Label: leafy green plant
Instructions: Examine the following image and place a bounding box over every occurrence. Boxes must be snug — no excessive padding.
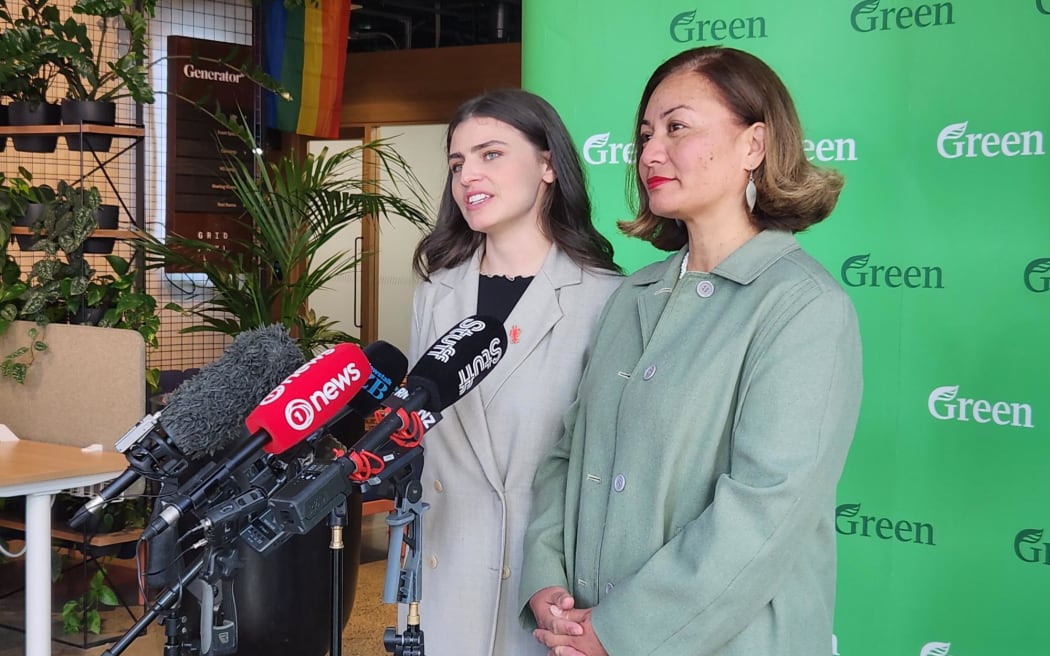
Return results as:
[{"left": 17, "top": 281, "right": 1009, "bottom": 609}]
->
[
  {"left": 137, "top": 130, "right": 431, "bottom": 357},
  {"left": 0, "top": 0, "right": 77, "bottom": 105},
  {"left": 61, "top": 565, "right": 118, "bottom": 635},
  {"left": 51, "top": 0, "right": 157, "bottom": 103}
]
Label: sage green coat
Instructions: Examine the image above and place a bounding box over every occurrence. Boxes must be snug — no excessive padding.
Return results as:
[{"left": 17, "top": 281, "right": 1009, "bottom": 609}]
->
[{"left": 520, "top": 230, "right": 863, "bottom": 655}]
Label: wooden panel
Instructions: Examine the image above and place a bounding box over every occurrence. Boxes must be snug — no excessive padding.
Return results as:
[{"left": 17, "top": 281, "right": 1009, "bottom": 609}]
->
[{"left": 341, "top": 43, "right": 521, "bottom": 126}]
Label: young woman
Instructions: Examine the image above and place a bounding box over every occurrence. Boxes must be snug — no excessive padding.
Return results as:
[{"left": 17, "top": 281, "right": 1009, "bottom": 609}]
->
[
  {"left": 408, "top": 88, "right": 622, "bottom": 656},
  {"left": 521, "top": 46, "right": 864, "bottom": 656}
]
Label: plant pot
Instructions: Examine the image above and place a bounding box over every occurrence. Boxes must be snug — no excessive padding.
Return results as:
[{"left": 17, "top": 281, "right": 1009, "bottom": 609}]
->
[
  {"left": 231, "top": 493, "right": 363, "bottom": 656},
  {"left": 8, "top": 101, "right": 61, "bottom": 153},
  {"left": 84, "top": 204, "right": 119, "bottom": 254},
  {"left": 70, "top": 304, "right": 108, "bottom": 326},
  {"left": 0, "top": 103, "right": 7, "bottom": 153},
  {"left": 61, "top": 100, "right": 117, "bottom": 152},
  {"left": 14, "top": 204, "right": 45, "bottom": 251}
]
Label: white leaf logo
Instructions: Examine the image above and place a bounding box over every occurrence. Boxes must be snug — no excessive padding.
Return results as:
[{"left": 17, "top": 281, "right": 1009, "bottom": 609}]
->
[
  {"left": 920, "top": 642, "right": 951, "bottom": 656},
  {"left": 939, "top": 122, "right": 969, "bottom": 141},
  {"left": 931, "top": 386, "right": 959, "bottom": 403},
  {"left": 584, "top": 133, "right": 610, "bottom": 149}
]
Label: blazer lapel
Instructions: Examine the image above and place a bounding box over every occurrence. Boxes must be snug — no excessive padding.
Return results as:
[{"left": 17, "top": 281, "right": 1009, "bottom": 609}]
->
[{"left": 635, "top": 249, "right": 683, "bottom": 347}]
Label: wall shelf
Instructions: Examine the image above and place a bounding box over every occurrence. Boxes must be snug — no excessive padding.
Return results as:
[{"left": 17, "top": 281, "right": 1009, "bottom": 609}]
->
[
  {"left": 9, "top": 227, "right": 138, "bottom": 240},
  {"left": 0, "top": 125, "right": 145, "bottom": 138}
]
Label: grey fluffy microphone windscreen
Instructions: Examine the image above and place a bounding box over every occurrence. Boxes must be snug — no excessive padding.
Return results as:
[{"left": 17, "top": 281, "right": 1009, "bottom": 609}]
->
[{"left": 159, "top": 324, "right": 306, "bottom": 460}]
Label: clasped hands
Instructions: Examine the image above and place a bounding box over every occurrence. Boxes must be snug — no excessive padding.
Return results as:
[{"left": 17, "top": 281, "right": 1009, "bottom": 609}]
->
[{"left": 528, "top": 586, "right": 609, "bottom": 656}]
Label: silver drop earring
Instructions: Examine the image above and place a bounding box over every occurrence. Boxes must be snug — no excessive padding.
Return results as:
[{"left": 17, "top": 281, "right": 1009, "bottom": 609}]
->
[{"left": 745, "top": 170, "right": 757, "bottom": 212}]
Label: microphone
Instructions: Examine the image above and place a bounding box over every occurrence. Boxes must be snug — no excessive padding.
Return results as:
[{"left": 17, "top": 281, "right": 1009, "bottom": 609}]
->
[
  {"left": 251, "top": 317, "right": 507, "bottom": 545},
  {"left": 346, "top": 340, "right": 409, "bottom": 417},
  {"left": 352, "top": 315, "right": 507, "bottom": 458},
  {"left": 70, "top": 325, "right": 306, "bottom": 530},
  {"left": 141, "top": 342, "right": 372, "bottom": 541}
]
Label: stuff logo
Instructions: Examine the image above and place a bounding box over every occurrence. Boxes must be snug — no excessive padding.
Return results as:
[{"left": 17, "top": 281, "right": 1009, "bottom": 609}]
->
[
  {"left": 1014, "top": 528, "right": 1050, "bottom": 564},
  {"left": 850, "top": 0, "right": 956, "bottom": 32},
  {"left": 937, "top": 121, "right": 1045, "bottom": 159},
  {"left": 1024, "top": 258, "right": 1050, "bottom": 292},
  {"left": 920, "top": 643, "right": 952, "bottom": 656},
  {"left": 669, "top": 9, "right": 767, "bottom": 42},
  {"left": 928, "top": 385, "right": 1034, "bottom": 429}
]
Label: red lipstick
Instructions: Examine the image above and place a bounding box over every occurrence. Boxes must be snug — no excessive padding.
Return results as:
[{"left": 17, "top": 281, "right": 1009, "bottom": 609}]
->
[{"left": 646, "top": 176, "right": 672, "bottom": 190}]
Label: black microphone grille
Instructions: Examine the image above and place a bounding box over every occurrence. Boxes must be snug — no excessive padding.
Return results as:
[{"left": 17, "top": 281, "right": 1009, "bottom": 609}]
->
[
  {"left": 407, "top": 315, "right": 508, "bottom": 411},
  {"left": 160, "top": 325, "right": 307, "bottom": 460}
]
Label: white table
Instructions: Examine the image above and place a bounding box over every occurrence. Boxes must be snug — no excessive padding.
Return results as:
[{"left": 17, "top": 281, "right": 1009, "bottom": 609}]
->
[{"left": 0, "top": 440, "right": 126, "bottom": 656}]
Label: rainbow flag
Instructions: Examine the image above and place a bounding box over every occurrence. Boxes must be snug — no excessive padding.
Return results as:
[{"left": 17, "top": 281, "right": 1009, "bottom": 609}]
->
[{"left": 263, "top": 0, "right": 351, "bottom": 138}]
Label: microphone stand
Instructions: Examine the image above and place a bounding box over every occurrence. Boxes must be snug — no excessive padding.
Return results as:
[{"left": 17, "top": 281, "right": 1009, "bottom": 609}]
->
[
  {"left": 381, "top": 476, "right": 429, "bottom": 656},
  {"left": 102, "top": 555, "right": 206, "bottom": 656},
  {"left": 328, "top": 498, "right": 348, "bottom": 656}
]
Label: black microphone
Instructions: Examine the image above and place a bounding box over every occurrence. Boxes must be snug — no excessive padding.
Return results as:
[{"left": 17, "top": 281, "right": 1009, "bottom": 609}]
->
[
  {"left": 70, "top": 325, "right": 306, "bottom": 530},
  {"left": 352, "top": 315, "right": 507, "bottom": 456},
  {"left": 141, "top": 343, "right": 374, "bottom": 541},
  {"left": 240, "top": 319, "right": 505, "bottom": 551},
  {"left": 346, "top": 340, "right": 409, "bottom": 417}
]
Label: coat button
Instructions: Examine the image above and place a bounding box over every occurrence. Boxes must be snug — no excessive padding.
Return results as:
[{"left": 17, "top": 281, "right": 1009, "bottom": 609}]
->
[
  {"left": 428, "top": 555, "right": 438, "bottom": 569},
  {"left": 604, "top": 581, "right": 615, "bottom": 594},
  {"left": 696, "top": 280, "right": 715, "bottom": 298},
  {"left": 613, "top": 474, "right": 626, "bottom": 492},
  {"left": 434, "top": 479, "right": 444, "bottom": 492},
  {"left": 642, "top": 365, "right": 657, "bottom": 380},
  {"left": 501, "top": 566, "right": 511, "bottom": 580}
]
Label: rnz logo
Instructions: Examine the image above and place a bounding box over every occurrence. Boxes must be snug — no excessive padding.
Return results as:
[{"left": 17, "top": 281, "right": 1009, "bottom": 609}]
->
[
  {"left": 928, "top": 386, "right": 1034, "bottom": 428},
  {"left": 1024, "top": 258, "right": 1050, "bottom": 292},
  {"left": 937, "top": 121, "right": 1045, "bottom": 159},
  {"left": 582, "top": 133, "right": 635, "bottom": 166},
  {"left": 921, "top": 643, "right": 952, "bottom": 656},
  {"left": 1015, "top": 528, "right": 1050, "bottom": 565}
]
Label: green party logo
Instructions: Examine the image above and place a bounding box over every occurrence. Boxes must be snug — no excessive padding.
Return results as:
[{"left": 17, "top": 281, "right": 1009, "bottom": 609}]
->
[
  {"left": 1014, "top": 528, "right": 1050, "bottom": 564},
  {"left": 1038, "top": 0, "right": 1050, "bottom": 15},
  {"left": 928, "top": 386, "right": 1034, "bottom": 428},
  {"left": 920, "top": 643, "right": 953, "bottom": 656},
  {"left": 937, "top": 121, "right": 1046, "bottom": 159},
  {"left": 669, "top": 10, "right": 768, "bottom": 43},
  {"left": 840, "top": 254, "right": 944, "bottom": 288},
  {"left": 850, "top": 0, "right": 956, "bottom": 32},
  {"left": 582, "top": 133, "right": 635, "bottom": 166},
  {"left": 835, "top": 503, "right": 936, "bottom": 545},
  {"left": 803, "top": 137, "right": 858, "bottom": 162},
  {"left": 1024, "top": 258, "right": 1050, "bottom": 292}
]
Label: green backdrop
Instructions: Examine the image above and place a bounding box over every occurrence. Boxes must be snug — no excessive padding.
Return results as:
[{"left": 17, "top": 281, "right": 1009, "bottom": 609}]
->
[{"left": 523, "top": 2, "right": 1050, "bottom": 654}]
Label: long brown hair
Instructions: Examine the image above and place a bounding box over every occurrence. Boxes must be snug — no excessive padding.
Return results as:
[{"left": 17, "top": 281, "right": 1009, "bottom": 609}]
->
[
  {"left": 619, "top": 46, "right": 845, "bottom": 251},
  {"left": 412, "top": 89, "right": 620, "bottom": 280}
]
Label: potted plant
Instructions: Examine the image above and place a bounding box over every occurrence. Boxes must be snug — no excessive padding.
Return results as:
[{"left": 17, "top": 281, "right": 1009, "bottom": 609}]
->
[
  {"left": 0, "top": 1, "right": 77, "bottom": 152},
  {"left": 137, "top": 132, "right": 431, "bottom": 357},
  {"left": 11, "top": 181, "right": 159, "bottom": 386},
  {"left": 52, "top": 0, "right": 157, "bottom": 151}
]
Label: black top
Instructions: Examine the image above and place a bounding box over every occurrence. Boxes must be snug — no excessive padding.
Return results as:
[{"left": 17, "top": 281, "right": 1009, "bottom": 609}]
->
[{"left": 477, "top": 273, "right": 534, "bottom": 324}]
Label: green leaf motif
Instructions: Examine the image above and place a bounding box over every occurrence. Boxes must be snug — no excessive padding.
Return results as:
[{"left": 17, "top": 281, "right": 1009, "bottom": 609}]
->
[
  {"left": 836, "top": 503, "right": 861, "bottom": 517},
  {"left": 1017, "top": 528, "right": 1044, "bottom": 544}
]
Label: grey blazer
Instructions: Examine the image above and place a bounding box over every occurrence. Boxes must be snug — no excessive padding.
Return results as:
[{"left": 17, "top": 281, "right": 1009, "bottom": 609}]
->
[{"left": 407, "top": 245, "right": 621, "bottom": 656}]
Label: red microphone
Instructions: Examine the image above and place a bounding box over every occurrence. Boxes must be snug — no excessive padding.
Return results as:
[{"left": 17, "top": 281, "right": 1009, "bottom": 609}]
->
[
  {"left": 246, "top": 343, "right": 372, "bottom": 454},
  {"left": 142, "top": 343, "right": 371, "bottom": 541}
]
